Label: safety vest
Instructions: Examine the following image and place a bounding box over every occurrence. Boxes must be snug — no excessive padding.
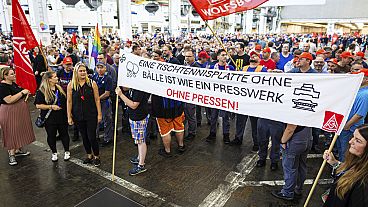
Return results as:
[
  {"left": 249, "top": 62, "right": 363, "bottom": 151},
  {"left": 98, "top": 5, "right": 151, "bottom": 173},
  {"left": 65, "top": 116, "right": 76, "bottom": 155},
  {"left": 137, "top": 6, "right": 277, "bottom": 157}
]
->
[{"left": 242, "top": 65, "right": 264, "bottom": 72}]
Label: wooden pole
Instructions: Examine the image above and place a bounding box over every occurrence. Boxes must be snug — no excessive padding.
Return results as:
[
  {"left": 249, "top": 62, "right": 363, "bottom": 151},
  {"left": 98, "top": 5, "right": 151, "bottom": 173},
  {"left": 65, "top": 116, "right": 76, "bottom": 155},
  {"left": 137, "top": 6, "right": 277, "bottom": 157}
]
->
[
  {"left": 111, "top": 94, "right": 119, "bottom": 181},
  {"left": 38, "top": 46, "right": 51, "bottom": 72},
  {"left": 303, "top": 133, "right": 339, "bottom": 207},
  {"left": 204, "top": 21, "right": 237, "bottom": 68}
]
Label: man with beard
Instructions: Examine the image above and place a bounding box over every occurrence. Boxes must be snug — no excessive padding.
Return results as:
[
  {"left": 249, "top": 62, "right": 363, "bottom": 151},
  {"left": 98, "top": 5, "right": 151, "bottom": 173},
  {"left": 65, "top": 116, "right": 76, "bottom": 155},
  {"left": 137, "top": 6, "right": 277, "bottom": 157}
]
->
[
  {"left": 162, "top": 45, "right": 181, "bottom": 65},
  {"left": 230, "top": 42, "right": 250, "bottom": 71},
  {"left": 336, "top": 51, "right": 354, "bottom": 73},
  {"left": 206, "top": 49, "right": 235, "bottom": 144},
  {"left": 183, "top": 49, "right": 201, "bottom": 140}
]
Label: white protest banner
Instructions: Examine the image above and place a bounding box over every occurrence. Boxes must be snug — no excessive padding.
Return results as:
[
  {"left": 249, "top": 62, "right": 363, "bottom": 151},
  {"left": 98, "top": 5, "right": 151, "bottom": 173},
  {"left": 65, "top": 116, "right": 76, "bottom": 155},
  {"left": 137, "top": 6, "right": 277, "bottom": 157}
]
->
[{"left": 117, "top": 51, "right": 363, "bottom": 134}]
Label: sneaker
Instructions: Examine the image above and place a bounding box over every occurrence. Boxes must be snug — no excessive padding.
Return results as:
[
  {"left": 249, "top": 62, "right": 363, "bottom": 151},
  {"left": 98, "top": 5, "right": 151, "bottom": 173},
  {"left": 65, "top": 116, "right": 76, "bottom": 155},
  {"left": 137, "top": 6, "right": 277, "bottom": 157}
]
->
[
  {"left": 130, "top": 156, "right": 139, "bottom": 165},
  {"left": 94, "top": 158, "right": 101, "bottom": 167},
  {"left": 15, "top": 150, "right": 30, "bottom": 157},
  {"left": 252, "top": 145, "right": 259, "bottom": 152},
  {"left": 270, "top": 163, "right": 278, "bottom": 171},
  {"left": 256, "top": 160, "right": 266, "bottom": 167},
  {"left": 223, "top": 134, "right": 230, "bottom": 144},
  {"left": 185, "top": 133, "right": 196, "bottom": 141},
  {"left": 51, "top": 153, "right": 58, "bottom": 162},
  {"left": 229, "top": 138, "right": 242, "bottom": 146},
  {"left": 177, "top": 145, "right": 186, "bottom": 154},
  {"left": 83, "top": 157, "right": 93, "bottom": 164},
  {"left": 158, "top": 148, "right": 172, "bottom": 158},
  {"left": 205, "top": 133, "right": 216, "bottom": 142},
  {"left": 271, "top": 190, "right": 294, "bottom": 201},
  {"left": 64, "top": 151, "right": 71, "bottom": 161},
  {"left": 129, "top": 165, "right": 147, "bottom": 176},
  {"left": 8, "top": 155, "right": 17, "bottom": 166}
]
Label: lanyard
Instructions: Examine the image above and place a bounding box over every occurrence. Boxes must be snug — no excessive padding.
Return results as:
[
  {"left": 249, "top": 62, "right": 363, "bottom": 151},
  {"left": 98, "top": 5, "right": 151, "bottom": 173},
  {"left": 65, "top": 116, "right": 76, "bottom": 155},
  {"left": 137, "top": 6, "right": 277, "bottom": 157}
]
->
[{"left": 55, "top": 90, "right": 60, "bottom": 106}]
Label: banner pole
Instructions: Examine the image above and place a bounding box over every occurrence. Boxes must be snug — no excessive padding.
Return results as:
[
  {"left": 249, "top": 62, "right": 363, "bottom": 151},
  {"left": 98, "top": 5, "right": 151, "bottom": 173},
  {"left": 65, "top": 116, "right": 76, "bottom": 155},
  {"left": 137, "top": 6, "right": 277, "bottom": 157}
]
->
[
  {"left": 38, "top": 46, "right": 51, "bottom": 72},
  {"left": 204, "top": 21, "right": 237, "bottom": 68},
  {"left": 111, "top": 94, "right": 119, "bottom": 181},
  {"left": 303, "top": 133, "right": 339, "bottom": 207}
]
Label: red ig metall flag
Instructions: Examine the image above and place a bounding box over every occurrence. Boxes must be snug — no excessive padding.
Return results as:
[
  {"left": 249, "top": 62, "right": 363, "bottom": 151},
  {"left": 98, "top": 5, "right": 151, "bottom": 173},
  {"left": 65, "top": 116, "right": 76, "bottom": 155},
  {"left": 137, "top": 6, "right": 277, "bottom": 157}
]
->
[
  {"left": 12, "top": 0, "right": 38, "bottom": 94},
  {"left": 189, "top": 0, "right": 269, "bottom": 21}
]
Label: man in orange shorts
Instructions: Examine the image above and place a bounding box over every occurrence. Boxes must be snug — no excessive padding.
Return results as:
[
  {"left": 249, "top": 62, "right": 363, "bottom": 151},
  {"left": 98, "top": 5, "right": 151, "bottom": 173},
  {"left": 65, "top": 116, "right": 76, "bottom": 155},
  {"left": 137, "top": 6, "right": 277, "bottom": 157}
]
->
[{"left": 151, "top": 95, "right": 185, "bottom": 157}]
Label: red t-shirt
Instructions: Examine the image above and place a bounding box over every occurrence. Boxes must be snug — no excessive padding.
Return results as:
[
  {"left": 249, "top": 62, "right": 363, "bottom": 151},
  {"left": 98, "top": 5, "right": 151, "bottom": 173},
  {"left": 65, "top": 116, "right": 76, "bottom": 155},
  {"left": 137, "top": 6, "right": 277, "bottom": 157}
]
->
[{"left": 260, "top": 59, "right": 276, "bottom": 70}]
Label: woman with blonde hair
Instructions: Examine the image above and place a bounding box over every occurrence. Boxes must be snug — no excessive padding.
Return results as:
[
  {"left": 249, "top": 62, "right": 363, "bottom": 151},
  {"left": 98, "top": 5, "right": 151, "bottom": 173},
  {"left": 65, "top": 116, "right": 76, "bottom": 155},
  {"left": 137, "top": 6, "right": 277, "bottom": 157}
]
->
[
  {"left": 323, "top": 124, "right": 368, "bottom": 206},
  {"left": 34, "top": 71, "right": 70, "bottom": 162},
  {"left": 67, "top": 63, "right": 102, "bottom": 166},
  {"left": 0, "top": 67, "right": 35, "bottom": 166}
]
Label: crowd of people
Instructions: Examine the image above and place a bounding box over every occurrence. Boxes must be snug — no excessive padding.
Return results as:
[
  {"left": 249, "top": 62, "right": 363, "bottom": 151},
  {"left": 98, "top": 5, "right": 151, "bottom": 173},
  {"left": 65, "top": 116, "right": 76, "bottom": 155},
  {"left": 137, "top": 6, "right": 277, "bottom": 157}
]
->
[{"left": 0, "top": 31, "right": 368, "bottom": 205}]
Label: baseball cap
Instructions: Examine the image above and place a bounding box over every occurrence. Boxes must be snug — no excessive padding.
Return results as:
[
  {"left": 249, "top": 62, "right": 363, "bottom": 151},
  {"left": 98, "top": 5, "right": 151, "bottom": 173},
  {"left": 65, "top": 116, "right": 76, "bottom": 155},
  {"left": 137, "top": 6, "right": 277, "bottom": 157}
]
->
[
  {"left": 351, "top": 69, "right": 368, "bottom": 76},
  {"left": 198, "top": 51, "right": 210, "bottom": 59},
  {"left": 298, "top": 52, "right": 313, "bottom": 61},
  {"left": 316, "top": 49, "right": 327, "bottom": 55},
  {"left": 255, "top": 45, "right": 262, "bottom": 51},
  {"left": 262, "top": 47, "right": 271, "bottom": 53},
  {"left": 340, "top": 51, "right": 354, "bottom": 59},
  {"left": 249, "top": 51, "right": 260, "bottom": 58},
  {"left": 62, "top": 57, "right": 73, "bottom": 64},
  {"left": 327, "top": 58, "right": 338, "bottom": 65},
  {"left": 96, "top": 61, "right": 106, "bottom": 67},
  {"left": 356, "top": 51, "right": 366, "bottom": 60}
]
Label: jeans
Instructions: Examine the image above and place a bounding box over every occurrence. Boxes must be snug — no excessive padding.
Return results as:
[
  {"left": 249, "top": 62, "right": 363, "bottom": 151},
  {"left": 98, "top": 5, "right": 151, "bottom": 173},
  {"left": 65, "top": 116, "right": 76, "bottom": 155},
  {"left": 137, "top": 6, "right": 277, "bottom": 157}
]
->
[
  {"left": 97, "top": 99, "right": 114, "bottom": 142},
  {"left": 336, "top": 130, "right": 353, "bottom": 161},
  {"left": 257, "top": 118, "right": 284, "bottom": 163},
  {"left": 235, "top": 115, "right": 258, "bottom": 146},
  {"left": 210, "top": 109, "right": 230, "bottom": 135},
  {"left": 281, "top": 127, "right": 312, "bottom": 197}
]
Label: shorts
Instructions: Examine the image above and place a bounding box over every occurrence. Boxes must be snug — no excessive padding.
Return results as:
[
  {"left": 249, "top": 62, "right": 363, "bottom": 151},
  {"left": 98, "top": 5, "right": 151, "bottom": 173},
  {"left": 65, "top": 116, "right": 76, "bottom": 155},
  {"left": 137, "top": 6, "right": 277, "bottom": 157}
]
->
[
  {"left": 156, "top": 113, "right": 185, "bottom": 137},
  {"left": 129, "top": 116, "right": 149, "bottom": 144}
]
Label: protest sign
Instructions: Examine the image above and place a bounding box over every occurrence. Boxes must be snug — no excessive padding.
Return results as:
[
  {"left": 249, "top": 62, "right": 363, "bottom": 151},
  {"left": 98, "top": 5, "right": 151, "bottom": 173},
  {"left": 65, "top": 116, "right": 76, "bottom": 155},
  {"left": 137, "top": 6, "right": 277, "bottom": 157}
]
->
[{"left": 118, "top": 51, "right": 363, "bottom": 134}]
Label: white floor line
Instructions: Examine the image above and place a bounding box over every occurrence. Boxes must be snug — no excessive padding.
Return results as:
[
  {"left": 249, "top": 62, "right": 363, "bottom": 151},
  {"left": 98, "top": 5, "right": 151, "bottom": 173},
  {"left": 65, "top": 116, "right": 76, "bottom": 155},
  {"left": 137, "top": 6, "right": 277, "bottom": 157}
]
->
[
  {"left": 199, "top": 152, "right": 259, "bottom": 207},
  {"left": 32, "top": 141, "right": 180, "bottom": 207},
  {"left": 266, "top": 153, "right": 323, "bottom": 160},
  {"left": 238, "top": 178, "right": 333, "bottom": 187}
]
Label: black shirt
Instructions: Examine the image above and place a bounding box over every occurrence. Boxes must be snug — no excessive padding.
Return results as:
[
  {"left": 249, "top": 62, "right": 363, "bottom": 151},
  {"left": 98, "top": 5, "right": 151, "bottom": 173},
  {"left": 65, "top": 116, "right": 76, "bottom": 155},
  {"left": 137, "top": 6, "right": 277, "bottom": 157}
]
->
[
  {"left": 324, "top": 177, "right": 368, "bottom": 207},
  {"left": 230, "top": 53, "right": 250, "bottom": 71},
  {"left": 71, "top": 81, "right": 98, "bottom": 121},
  {"left": 127, "top": 89, "right": 150, "bottom": 121},
  {"left": 167, "top": 56, "right": 181, "bottom": 65},
  {"left": 34, "top": 88, "right": 68, "bottom": 125},
  {"left": 0, "top": 82, "right": 23, "bottom": 105}
]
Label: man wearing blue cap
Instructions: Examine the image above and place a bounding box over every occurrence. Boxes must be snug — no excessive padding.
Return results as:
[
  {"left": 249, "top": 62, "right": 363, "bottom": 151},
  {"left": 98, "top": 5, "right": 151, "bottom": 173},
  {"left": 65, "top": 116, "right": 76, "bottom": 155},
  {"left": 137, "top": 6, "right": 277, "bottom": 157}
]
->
[{"left": 93, "top": 61, "right": 114, "bottom": 146}]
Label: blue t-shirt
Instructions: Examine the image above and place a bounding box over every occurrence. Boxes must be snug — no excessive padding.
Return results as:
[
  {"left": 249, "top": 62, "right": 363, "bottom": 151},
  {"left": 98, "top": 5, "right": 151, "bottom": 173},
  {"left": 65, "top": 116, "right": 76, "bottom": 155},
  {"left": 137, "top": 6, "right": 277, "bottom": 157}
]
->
[
  {"left": 209, "top": 64, "right": 235, "bottom": 71},
  {"left": 277, "top": 53, "right": 293, "bottom": 71},
  {"left": 196, "top": 61, "right": 209, "bottom": 69},
  {"left": 287, "top": 67, "right": 317, "bottom": 73},
  {"left": 92, "top": 73, "right": 112, "bottom": 97},
  {"left": 347, "top": 86, "right": 368, "bottom": 132}
]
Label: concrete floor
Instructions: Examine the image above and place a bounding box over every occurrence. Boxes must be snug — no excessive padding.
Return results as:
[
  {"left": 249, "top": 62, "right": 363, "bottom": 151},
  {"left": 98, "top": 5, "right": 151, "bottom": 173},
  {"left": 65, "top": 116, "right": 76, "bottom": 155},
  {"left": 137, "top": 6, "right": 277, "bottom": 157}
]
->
[{"left": 0, "top": 100, "right": 332, "bottom": 207}]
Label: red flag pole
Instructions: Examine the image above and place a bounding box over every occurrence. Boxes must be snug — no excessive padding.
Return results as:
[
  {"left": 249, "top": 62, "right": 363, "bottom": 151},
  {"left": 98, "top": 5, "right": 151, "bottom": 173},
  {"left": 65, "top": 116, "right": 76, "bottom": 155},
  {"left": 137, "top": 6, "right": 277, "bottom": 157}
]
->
[{"left": 204, "top": 20, "right": 236, "bottom": 67}]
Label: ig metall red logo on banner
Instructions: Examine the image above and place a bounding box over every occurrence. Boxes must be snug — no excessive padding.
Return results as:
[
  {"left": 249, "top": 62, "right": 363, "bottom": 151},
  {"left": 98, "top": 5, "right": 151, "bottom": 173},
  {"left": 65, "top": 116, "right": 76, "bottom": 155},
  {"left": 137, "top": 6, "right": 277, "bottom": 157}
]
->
[{"left": 322, "top": 111, "right": 344, "bottom": 132}]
